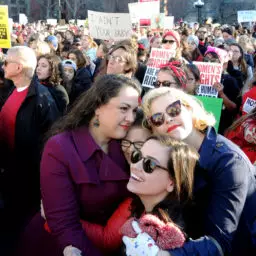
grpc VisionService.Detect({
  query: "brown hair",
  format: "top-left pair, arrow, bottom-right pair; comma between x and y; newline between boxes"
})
131,135 -> 199,224
46,74 -> 141,140
37,54 -> 61,85
68,49 -> 86,69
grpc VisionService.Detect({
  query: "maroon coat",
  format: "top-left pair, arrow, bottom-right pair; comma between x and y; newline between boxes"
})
16,126 -> 130,256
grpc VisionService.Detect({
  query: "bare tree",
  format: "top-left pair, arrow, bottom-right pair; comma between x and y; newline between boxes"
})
34,0 -> 58,19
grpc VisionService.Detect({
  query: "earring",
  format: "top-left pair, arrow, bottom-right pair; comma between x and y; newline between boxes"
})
93,115 -> 100,127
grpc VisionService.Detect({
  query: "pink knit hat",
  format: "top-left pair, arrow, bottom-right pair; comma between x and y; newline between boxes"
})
163,30 -> 181,47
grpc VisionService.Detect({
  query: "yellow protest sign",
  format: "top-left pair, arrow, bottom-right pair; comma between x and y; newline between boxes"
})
0,5 -> 11,49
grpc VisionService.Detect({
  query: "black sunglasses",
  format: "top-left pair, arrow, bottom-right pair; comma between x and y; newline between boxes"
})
148,100 -> 182,127
153,80 -> 178,88
121,139 -> 144,150
131,150 -> 168,173
162,39 -> 175,44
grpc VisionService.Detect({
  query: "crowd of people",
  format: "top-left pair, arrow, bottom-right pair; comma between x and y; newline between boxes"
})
0,18 -> 255,256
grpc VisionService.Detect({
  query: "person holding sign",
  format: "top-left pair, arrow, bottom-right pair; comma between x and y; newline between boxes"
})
125,87 -> 256,256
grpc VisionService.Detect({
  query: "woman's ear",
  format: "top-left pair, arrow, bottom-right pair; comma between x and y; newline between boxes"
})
166,178 -> 174,193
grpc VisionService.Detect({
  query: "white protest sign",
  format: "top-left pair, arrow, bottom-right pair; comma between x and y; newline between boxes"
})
243,97 -> 256,114
164,16 -> 174,29
142,48 -> 176,88
194,62 -> 223,98
88,10 -> 132,40
237,10 -> 256,23
47,19 -> 57,26
19,13 -> 28,25
77,19 -> 86,27
128,3 -> 140,24
8,18 -> 13,34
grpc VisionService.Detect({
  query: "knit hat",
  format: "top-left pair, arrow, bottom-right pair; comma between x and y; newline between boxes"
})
46,35 -> 58,49
187,35 -> 199,47
214,37 -> 225,47
163,30 -> 180,47
62,59 -> 77,71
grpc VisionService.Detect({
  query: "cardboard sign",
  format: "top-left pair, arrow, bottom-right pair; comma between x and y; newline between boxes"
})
137,0 -> 160,26
242,97 -> 256,114
142,48 -> 175,88
88,10 -> 132,40
237,10 -> 256,23
164,16 -> 174,29
194,62 -> 223,98
0,6 -> 11,48
195,96 -> 223,132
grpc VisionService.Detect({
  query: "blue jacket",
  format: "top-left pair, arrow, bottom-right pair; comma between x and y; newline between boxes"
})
169,127 -> 256,256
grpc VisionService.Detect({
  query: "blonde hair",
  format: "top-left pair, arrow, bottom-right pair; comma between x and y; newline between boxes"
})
8,46 -> 37,79
34,41 -> 51,57
238,35 -> 254,53
142,87 -> 216,131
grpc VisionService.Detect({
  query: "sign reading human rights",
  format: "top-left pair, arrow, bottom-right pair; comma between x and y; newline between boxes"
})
142,48 -> 175,88
0,5 -> 11,48
88,10 -> 132,41
194,62 -> 223,98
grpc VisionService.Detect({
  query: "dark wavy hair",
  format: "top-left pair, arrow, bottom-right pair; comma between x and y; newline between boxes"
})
46,74 -> 141,140
68,49 -> 86,69
37,54 -> 61,85
130,135 -> 199,226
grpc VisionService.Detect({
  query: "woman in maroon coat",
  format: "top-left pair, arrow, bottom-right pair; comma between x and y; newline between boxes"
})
15,74 -> 141,256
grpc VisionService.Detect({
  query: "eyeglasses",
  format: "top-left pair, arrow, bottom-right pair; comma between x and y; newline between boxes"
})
153,80 -> 178,88
121,139 -> 144,150
162,39 -> 175,44
107,54 -> 126,63
3,60 -> 18,66
148,100 -> 182,127
131,150 -> 168,173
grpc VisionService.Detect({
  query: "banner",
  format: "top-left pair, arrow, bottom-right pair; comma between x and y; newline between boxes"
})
194,62 -> 223,98
237,10 -> 256,23
88,10 -> 132,40
195,96 -> 223,132
47,19 -> 57,26
164,16 -> 174,29
142,48 -> 175,88
0,6 -> 11,49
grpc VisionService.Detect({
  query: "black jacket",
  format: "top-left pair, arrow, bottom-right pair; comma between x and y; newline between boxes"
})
69,67 -> 92,104
0,78 -> 60,230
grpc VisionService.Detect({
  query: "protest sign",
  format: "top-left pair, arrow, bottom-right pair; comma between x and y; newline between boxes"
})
237,10 -> 256,23
0,6 -> 11,49
88,10 -> 132,41
8,18 -> 13,34
242,97 -> 256,114
194,62 -> 222,98
77,19 -> 86,27
195,96 -> 223,132
142,48 -> 175,88
137,0 -> 160,26
47,19 -> 57,26
128,3 -> 140,24
164,16 -> 174,29
19,13 -> 28,25
151,13 -> 165,29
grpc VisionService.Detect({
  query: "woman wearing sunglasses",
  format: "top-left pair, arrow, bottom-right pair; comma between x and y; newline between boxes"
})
122,135 -> 199,255
162,31 -> 181,60
131,87 -> 256,256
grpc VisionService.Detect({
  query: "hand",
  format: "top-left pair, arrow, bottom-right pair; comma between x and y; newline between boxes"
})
213,82 -> 224,95
123,221 -> 160,256
63,246 -> 82,256
40,200 -> 46,220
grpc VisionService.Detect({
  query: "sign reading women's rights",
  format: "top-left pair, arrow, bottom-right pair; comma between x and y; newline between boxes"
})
0,5 -> 11,48
194,62 -> 223,98
142,48 -> 175,88
88,10 -> 132,41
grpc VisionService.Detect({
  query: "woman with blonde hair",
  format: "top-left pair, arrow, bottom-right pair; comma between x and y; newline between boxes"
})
124,87 -> 256,256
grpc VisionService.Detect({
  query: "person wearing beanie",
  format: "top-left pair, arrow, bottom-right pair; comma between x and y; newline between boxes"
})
162,30 -> 181,59
45,35 -> 58,52
61,59 -> 77,95
187,35 -> 203,62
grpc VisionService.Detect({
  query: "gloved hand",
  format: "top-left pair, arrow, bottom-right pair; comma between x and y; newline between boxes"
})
63,245 -> 82,256
123,220 -> 160,256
